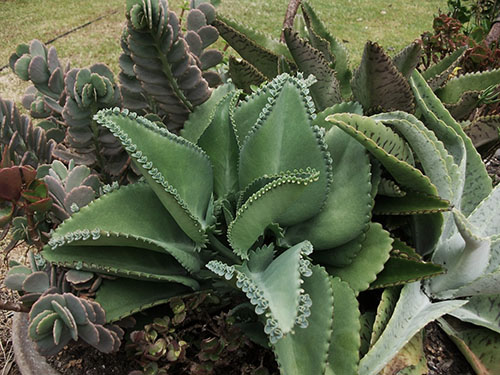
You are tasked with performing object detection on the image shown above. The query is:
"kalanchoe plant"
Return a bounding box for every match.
[0,97,55,167]
[40,71,450,373]
[42,160,101,224]
[119,0,222,132]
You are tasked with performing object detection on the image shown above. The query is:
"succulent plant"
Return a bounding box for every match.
[356,71,500,374]
[0,97,55,167]
[28,292,124,356]
[43,160,100,223]
[39,71,451,373]
[119,0,222,133]
[0,163,52,250]
[9,39,68,120]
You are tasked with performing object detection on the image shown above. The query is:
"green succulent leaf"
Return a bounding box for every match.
[448,294,500,334]
[213,16,291,79]
[326,113,441,199]
[436,69,500,104]
[301,1,352,98]
[238,75,332,226]
[273,265,333,375]
[283,28,341,110]
[95,108,213,244]
[228,56,267,94]
[208,241,314,340]
[325,277,361,375]
[410,70,492,216]
[181,83,236,143]
[445,91,480,121]
[95,277,192,322]
[285,125,372,249]
[422,47,466,90]
[228,170,320,259]
[370,286,401,348]
[351,41,414,114]
[392,42,421,79]
[374,191,450,215]
[326,222,393,294]
[196,90,241,198]
[45,183,202,274]
[359,282,466,375]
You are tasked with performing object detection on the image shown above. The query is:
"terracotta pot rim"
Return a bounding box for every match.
[12,312,61,375]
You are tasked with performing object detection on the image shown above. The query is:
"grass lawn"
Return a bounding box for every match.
[0,0,448,103]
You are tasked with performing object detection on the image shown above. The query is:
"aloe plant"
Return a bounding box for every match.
[356,71,500,374]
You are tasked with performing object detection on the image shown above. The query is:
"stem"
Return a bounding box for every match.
[207,233,241,264]
[0,301,29,313]
[281,0,302,42]
[89,104,109,183]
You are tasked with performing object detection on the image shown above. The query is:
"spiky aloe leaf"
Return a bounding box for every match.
[44,182,202,275]
[436,69,500,104]
[392,42,421,79]
[429,209,492,298]
[273,266,333,375]
[227,170,320,259]
[326,113,442,200]
[300,1,352,98]
[95,278,192,322]
[438,317,500,375]
[369,240,444,289]
[351,41,414,114]
[359,282,466,375]
[325,277,361,375]
[464,115,500,150]
[283,28,341,110]
[466,183,500,239]
[410,70,492,216]
[359,312,376,359]
[445,91,480,121]
[95,108,213,244]
[313,102,364,130]
[326,222,393,294]
[374,191,450,215]
[422,47,466,90]
[285,124,372,249]
[380,330,428,375]
[213,15,293,79]
[228,56,267,94]
[448,295,500,334]
[207,241,314,341]
[238,74,332,226]
[370,287,401,348]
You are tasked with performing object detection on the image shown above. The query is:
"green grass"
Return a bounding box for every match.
[0,0,447,103]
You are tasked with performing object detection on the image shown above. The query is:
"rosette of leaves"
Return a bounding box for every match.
[43,160,100,223]
[119,0,221,132]
[51,63,134,183]
[0,97,55,167]
[213,1,417,115]
[355,71,500,375]
[9,39,68,120]
[41,72,449,371]
[28,292,124,356]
